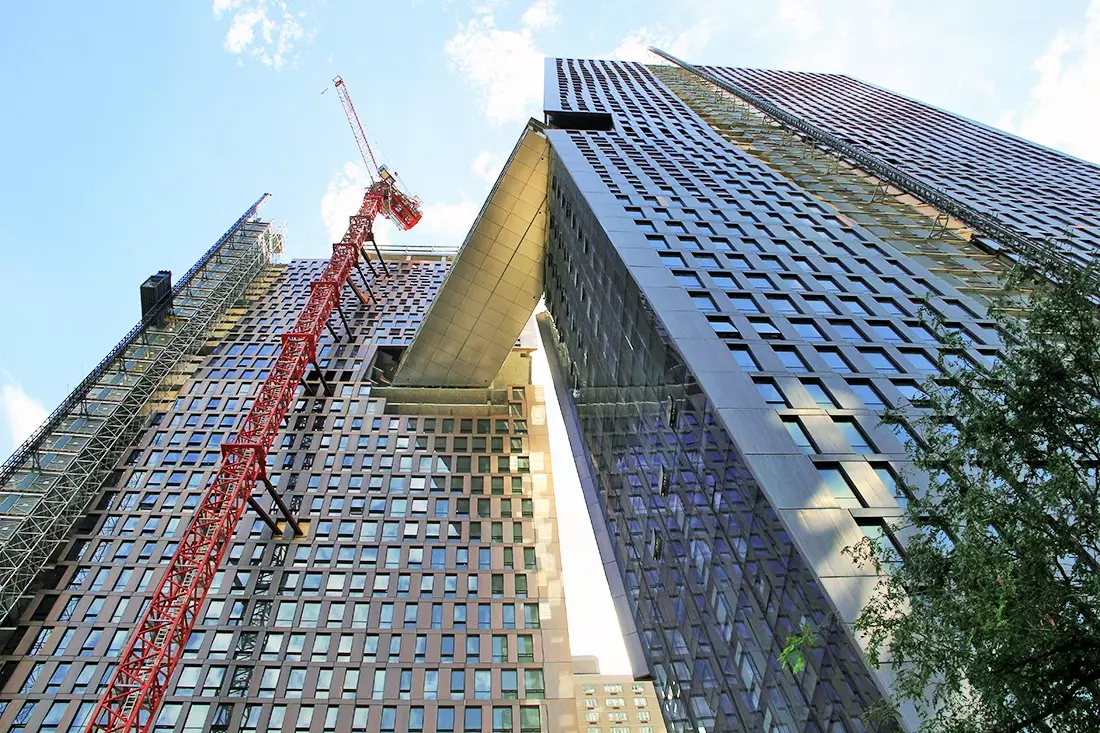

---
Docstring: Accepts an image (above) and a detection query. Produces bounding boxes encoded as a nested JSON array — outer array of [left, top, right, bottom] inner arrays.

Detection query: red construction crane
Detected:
[[86, 76, 422, 733]]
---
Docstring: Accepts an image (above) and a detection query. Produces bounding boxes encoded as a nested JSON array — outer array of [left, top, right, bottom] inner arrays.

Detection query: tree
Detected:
[[848, 258, 1100, 732]]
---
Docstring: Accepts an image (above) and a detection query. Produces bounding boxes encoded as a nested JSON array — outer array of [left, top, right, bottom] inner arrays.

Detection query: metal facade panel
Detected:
[[393, 127, 550, 388]]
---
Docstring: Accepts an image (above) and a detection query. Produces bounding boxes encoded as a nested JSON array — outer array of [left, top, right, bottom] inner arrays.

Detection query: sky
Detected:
[[1, 0, 1099, 670]]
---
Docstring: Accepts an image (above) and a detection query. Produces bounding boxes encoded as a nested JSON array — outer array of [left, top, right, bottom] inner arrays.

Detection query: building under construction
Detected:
[[1, 52, 1099, 733]]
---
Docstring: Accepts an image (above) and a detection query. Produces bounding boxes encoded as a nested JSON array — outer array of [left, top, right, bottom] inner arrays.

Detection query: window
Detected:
[[849, 380, 885, 409], [437, 707, 456, 732], [729, 346, 758, 370], [861, 349, 899, 373], [464, 706, 483, 733], [873, 463, 906, 507], [522, 603, 540, 629], [832, 320, 865, 342], [817, 465, 863, 508], [520, 707, 541, 733], [517, 634, 535, 662], [691, 293, 718, 312], [774, 347, 808, 372], [782, 419, 816, 454], [753, 379, 787, 406], [835, 418, 875, 453], [674, 270, 701, 287], [801, 380, 836, 408], [767, 295, 799, 314], [524, 669, 546, 699], [287, 667, 307, 698], [467, 635, 481, 662], [858, 519, 903, 567], [502, 669, 519, 699], [818, 348, 852, 373], [750, 318, 782, 339], [380, 707, 397, 733], [730, 294, 760, 313], [903, 350, 940, 373], [894, 381, 925, 403], [409, 707, 425, 732], [707, 315, 738, 337], [805, 296, 837, 315], [492, 707, 513, 733], [871, 322, 905, 342], [792, 320, 825, 342]]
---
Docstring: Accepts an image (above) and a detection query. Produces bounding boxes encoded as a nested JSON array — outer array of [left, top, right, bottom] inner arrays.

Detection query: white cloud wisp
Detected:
[[213, 0, 310, 70], [471, 150, 506, 184], [0, 380, 48, 457], [445, 0, 557, 125], [610, 23, 711, 63], [998, 0, 1100, 164]]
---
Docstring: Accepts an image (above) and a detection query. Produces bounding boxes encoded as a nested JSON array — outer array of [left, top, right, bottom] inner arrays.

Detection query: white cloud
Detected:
[[610, 29, 667, 63], [775, 0, 823, 42], [608, 0, 731, 65], [610, 25, 708, 63], [445, 0, 556, 124], [224, 9, 264, 54], [0, 379, 47, 454], [471, 150, 506, 183], [212, 0, 310, 70], [766, 0, 903, 76], [521, 0, 558, 30], [416, 200, 481, 246], [998, 0, 1100, 164]]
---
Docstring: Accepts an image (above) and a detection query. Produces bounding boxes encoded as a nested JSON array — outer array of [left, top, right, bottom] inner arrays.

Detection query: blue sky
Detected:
[[1, 0, 1098, 455]]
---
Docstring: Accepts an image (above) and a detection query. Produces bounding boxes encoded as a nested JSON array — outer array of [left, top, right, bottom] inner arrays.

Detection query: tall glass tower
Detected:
[[540, 54, 1100, 733]]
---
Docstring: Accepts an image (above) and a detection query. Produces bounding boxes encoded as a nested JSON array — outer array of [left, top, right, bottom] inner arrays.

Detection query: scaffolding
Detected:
[[0, 195, 282, 623]]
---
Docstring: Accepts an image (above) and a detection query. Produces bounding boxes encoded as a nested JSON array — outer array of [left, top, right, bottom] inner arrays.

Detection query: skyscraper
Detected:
[[539, 53, 1100, 733], [2, 49, 1097, 733]]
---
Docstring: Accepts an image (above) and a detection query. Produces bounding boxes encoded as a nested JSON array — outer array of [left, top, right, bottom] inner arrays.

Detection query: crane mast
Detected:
[[85, 77, 422, 733]]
